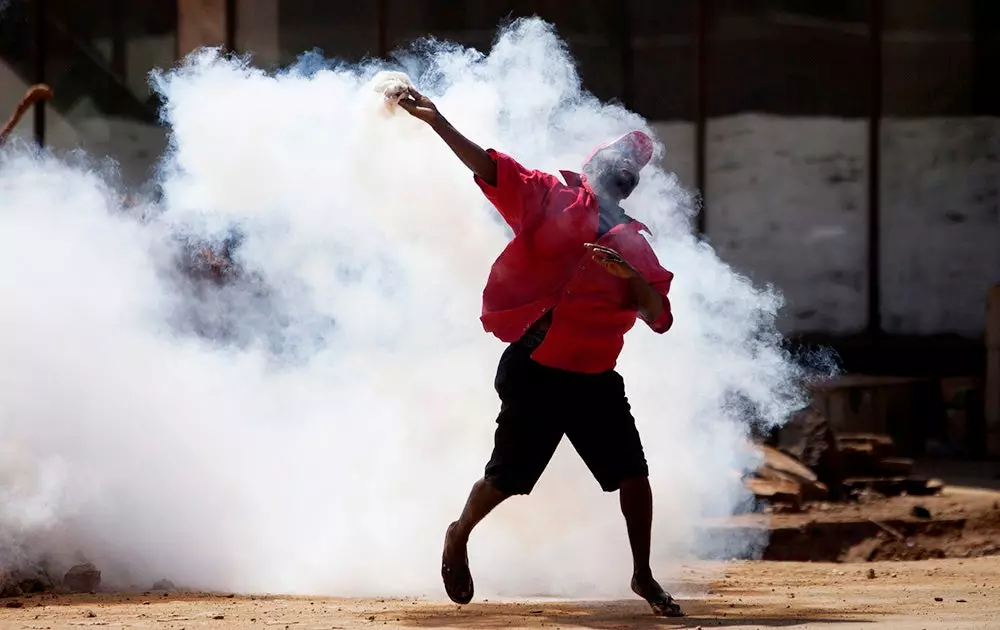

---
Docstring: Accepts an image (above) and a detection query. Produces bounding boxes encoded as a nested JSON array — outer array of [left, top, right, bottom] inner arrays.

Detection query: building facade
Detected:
[[1, 0, 997, 348]]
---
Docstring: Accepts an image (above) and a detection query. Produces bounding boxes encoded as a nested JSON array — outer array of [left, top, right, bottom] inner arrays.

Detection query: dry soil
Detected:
[[5, 486, 999, 629], [2, 556, 999, 629]]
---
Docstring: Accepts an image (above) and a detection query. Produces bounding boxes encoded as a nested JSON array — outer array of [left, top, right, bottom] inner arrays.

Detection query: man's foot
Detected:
[[441, 522, 474, 605], [631, 573, 684, 617]]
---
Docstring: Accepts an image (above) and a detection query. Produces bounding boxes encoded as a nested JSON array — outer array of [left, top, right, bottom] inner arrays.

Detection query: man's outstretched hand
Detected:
[[585, 243, 639, 279], [396, 88, 440, 125], [391, 86, 498, 186]]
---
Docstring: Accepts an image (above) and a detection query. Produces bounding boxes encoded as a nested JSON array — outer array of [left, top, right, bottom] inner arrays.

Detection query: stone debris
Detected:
[[151, 579, 176, 592], [63, 563, 101, 594], [748, 409, 946, 508]]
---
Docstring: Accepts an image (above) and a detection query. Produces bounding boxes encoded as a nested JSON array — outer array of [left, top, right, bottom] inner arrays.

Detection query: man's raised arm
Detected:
[[397, 88, 498, 187]]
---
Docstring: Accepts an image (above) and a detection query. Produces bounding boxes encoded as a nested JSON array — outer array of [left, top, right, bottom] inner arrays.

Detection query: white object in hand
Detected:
[[371, 71, 415, 111]]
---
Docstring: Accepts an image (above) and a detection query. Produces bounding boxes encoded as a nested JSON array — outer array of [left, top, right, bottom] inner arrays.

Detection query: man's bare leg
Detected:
[[619, 476, 684, 617], [442, 477, 509, 604]]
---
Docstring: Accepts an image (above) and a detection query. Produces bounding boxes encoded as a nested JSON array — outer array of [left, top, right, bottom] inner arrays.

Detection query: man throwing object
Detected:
[[396, 87, 682, 618]]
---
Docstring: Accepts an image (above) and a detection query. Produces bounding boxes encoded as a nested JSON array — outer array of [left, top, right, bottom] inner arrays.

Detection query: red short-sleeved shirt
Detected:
[[475, 149, 674, 374]]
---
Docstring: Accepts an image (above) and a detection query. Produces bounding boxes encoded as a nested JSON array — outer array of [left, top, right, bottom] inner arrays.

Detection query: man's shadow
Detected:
[[392, 598, 872, 629]]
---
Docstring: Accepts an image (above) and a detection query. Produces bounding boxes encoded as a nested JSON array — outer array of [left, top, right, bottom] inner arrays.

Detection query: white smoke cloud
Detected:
[[0, 19, 809, 599]]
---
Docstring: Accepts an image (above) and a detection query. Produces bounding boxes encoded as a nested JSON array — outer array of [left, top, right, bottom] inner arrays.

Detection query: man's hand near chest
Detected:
[[584, 243, 665, 323]]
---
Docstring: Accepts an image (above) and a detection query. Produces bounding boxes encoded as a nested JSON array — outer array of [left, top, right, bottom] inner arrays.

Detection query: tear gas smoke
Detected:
[[0, 19, 816, 598]]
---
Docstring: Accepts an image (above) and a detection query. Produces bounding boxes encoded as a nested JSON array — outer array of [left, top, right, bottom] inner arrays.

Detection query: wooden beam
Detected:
[[235, 0, 280, 66], [866, 0, 883, 338], [986, 285, 1000, 455], [33, 0, 46, 146], [616, 0, 634, 110], [376, 0, 388, 58], [694, 0, 708, 234], [111, 0, 126, 114], [226, 0, 237, 53], [177, 0, 228, 59]]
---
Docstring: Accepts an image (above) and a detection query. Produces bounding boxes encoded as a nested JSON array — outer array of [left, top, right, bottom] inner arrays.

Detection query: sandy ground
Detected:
[[4, 482, 997, 629], [770, 485, 1000, 526], [2, 556, 998, 629]]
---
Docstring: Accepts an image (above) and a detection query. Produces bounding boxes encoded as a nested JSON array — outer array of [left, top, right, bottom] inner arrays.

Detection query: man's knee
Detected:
[[484, 471, 536, 496], [618, 474, 650, 491], [602, 473, 650, 493]]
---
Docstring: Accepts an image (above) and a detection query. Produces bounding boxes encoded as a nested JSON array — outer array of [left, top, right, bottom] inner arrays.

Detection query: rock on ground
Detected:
[[62, 564, 101, 594]]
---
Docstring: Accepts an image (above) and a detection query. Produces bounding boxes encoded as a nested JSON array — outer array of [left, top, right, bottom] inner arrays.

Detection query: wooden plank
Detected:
[[843, 477, 944, 497], [754, 445, 830, 501], [837, 433, 895, 446], [987, 286, 1000, 455], [758, 445, 818, 484], [823, 378, 940, 456], [875, 457, 914, 476], [745, 477, 802, 508], [838, 433, 896, 461]]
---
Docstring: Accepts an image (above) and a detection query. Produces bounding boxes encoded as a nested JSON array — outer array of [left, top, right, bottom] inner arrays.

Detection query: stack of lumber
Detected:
[[836, 432, 943, 497], [746, 414, 944, 509]]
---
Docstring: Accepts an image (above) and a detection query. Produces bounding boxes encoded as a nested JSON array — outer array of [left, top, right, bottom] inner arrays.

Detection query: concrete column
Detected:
[[235, 0, 281, 67], [986, 286, 1000, 455], [177, 0, 228, 59]]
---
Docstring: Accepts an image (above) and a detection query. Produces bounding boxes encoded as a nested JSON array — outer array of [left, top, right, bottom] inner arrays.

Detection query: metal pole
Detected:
[[111, 0, 126, 114], [33, 0, 46, 146], [617, 1, 634, 110], [226, 0, 238, 53], [971, 0, 998, 113], [376, 0, 388, 58], [694, 0, 708, 234], [867, 0, 883, 338], [986, 286, 1000, 455]]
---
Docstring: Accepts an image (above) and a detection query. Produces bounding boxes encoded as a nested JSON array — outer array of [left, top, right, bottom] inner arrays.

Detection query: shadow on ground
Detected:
[[392, 598, 873, 628]]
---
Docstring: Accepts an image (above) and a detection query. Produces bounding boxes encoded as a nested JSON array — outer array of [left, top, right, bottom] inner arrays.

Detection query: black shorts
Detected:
[[484, 342, 649, 495]]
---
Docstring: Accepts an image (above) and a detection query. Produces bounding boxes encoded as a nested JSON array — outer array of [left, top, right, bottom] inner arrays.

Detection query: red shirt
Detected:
[[474, 149, 674, 374]]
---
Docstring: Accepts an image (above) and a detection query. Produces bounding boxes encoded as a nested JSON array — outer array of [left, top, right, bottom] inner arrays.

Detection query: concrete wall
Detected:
[[2, 54, 996, 338], [650, 116, 1000, 337], [880, 118, 1000, 337]]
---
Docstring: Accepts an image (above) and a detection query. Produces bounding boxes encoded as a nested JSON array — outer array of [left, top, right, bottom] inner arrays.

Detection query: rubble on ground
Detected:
[[62, 563, 101, 594], [747, 406, 944, 512], [0, 568, 53, 598], [151, 579, 176, 592], [0, 561, 110, 598], [774, 405, 846, 498]]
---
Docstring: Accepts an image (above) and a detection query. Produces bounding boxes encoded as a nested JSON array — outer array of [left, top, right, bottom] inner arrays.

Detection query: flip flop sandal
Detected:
[[645, 592, 685, 617], [632, 577, 685, 618], [441, 547, 474, 605]]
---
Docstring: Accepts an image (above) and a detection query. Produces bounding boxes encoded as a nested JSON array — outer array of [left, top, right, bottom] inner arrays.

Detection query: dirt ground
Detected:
[[752, 485, 1000, 562], [4, 483, 998, 630], [1, 556, 997, 629]]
